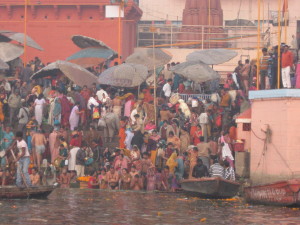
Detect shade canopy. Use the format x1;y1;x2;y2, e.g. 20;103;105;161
98;63;148;87
125;48;172;70
66;47;116;68
170;61;219;83
0;30;43;51
0;59;9;70
31;60;98;87
71;35;117;53
0;43;24;62
186;49;238;65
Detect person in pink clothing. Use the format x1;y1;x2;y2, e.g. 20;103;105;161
124;95;134;117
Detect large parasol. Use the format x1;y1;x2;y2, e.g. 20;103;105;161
98;63;148;88
0;59;9;70
125;48;172;70
71;35;117;53
0;43;24;62
31;60;98;87
186;49;238;65
170;61;219;83
0;30;43;51
66;47;117;68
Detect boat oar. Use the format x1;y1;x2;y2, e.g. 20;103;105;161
7;143;29;188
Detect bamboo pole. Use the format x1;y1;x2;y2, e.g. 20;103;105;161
118;1;123;64
277;0;282;89
256;0;261;90
152;30;157;126
23;0;28;66
208;0;211;49
284;0;288;44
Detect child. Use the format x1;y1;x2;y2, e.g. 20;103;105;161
59;168;70;188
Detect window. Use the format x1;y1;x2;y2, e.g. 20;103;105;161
243;123;251;132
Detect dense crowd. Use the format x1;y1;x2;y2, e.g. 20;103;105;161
0;43;298;191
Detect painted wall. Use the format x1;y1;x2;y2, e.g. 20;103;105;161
250;93;300;184
236;124;251;151
0;0;141;64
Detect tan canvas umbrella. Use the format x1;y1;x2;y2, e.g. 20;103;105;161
71;35;117;54
125;48;172;70
98;63;148;87
0;43;24;62
31;60;98;87
170;61;219;83
0;59;9;70
186;49;238;65
0;31;43;51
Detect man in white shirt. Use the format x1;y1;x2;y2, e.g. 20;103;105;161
198;110;210;142
162;79;173;101
13;131;32;187
87;95;99;111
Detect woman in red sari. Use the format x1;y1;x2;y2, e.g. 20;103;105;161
119;116;128;149
192;125;202;145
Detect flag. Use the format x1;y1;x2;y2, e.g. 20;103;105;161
282;0;288;17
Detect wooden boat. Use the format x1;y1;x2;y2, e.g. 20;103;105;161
244;179;300;206
0;186;56;199
181;177;240;198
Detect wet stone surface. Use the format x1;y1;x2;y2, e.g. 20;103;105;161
0;189;300;224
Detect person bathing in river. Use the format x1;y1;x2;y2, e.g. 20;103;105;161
59;168;70;188
107;167;120;190
30;167;40;186
130;174;143;191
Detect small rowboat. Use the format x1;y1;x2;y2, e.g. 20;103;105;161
181;177;240;198
0;186;56;199
244;179;300;206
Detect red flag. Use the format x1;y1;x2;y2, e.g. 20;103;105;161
282;0;288;17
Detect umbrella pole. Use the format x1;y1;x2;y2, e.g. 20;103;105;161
23;0;28;66
277;0;282;89
256;0;261;90
152;31;157;126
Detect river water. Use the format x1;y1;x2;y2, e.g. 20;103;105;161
1;189;300;225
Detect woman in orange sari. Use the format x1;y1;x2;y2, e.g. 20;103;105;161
119;116;128;149
189;110;198;143
188;147;198;179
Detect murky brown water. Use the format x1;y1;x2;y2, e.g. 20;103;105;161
0;189;300;224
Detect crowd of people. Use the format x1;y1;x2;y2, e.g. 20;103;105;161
3;46;298;190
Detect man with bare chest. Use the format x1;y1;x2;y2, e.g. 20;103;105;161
106;167;120;190
112;95;122;117
31;130;47;170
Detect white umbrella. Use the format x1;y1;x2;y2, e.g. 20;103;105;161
125;48;172;70
98;63;148;87
31;60;98;87
0;43;24;62
171;61;219;83
186;49;238;65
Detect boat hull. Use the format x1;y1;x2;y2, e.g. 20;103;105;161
0;186;55;199
181;177;240;198
244;179;300;206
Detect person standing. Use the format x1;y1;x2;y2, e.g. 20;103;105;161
17;102;30;131
260;48;269;90
69;102;83;131
75;142;87;177
162;79;173;102
33;94;46;127
14;131;32;187
8;90;21;126
31;130;47;171
281;45;294;88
